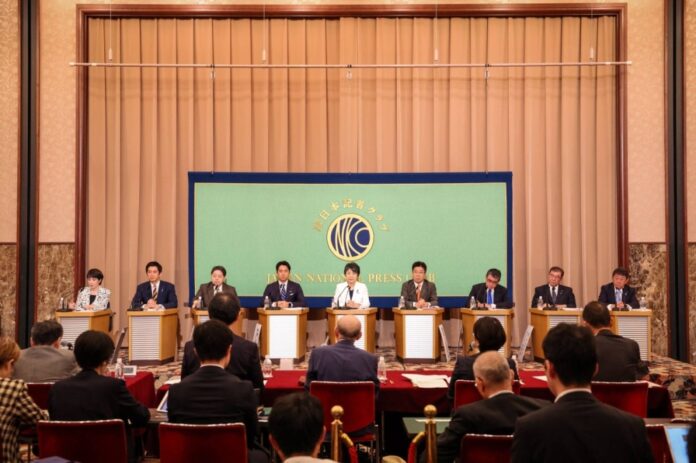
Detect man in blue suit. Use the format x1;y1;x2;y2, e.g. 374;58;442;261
261;260;306;308
131;261;178;309
598;267;640;310
304;315;379;390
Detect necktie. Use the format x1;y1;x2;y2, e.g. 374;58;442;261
615;288;622;303
214;286;220;295
487;289;493;305
551;287;557;303
416;284;421;301
152;284;158;302
280;284;287;300
348;288;354;300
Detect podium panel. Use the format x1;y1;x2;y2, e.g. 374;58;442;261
611;310;652;360
258;308;308;361
56;310;112;346
128;309;178;365
191;308;246;337
529;308;582;361
394;308;443;362
460;308;514;357
327;308;377;353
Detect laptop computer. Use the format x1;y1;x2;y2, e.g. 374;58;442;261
665;424;691;463
156;391;169;414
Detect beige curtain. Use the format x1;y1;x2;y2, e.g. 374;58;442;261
86;16;617;342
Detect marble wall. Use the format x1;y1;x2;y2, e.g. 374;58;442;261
0;244;17;339
689;244;696;362
37;244;75;323
628;243;668;356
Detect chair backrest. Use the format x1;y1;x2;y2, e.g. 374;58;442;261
309;381;376;434
26;383;53;410
459;434;513;463
37;419;127;463
645;425;673;463
453;380;521;408
159;422;247;463
591;381;648;417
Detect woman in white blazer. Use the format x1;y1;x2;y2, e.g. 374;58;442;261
70;268;111;311
332;262;370;309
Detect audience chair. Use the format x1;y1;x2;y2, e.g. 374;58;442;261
591;381;648;417
453;380;521;408
310;381;379;462
37;419;127;463
459;434;513;463
26;383;53;410
159;422;247;463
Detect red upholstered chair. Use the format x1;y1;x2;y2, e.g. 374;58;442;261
646;425;672;463
26;383;53;410
37;419;127;463
309;381;379;461
591;381;649;417
453;380;521;408
159;422;247;463
459;434;513;463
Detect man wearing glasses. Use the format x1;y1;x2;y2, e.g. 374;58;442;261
468;268;513;309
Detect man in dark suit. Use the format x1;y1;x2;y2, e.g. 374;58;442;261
530;266;577;308
400;261;438;308
468;268;513;309
261;260;306;308
598;267;640;310
581;301;643;381
169;320;267;463
192;265;240;309
304;315;379;390
511;323;653;463
269;393;329;463
49;330;150;463
13;320;78;382
181;292;264;391
435;351;548;463
130;261;178;309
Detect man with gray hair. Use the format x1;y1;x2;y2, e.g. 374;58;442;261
432;351;548;463
304;315;379;390
14;319;78;382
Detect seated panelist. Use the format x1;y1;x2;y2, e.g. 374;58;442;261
192;265;239;309
400;261;438;308
530;266;577;308
332;262;370;309
468;268;513;309
70;268;111;311
598;267;640;310
130;261;178;309
262;260;306;308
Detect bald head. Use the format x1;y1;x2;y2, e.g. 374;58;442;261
336;315;362;341
473;351;513;391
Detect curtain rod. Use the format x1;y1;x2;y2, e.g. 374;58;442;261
69;61;632;69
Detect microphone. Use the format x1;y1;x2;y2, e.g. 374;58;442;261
60;341;73;350
334;285;349;309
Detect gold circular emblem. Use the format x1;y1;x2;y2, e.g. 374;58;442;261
326;213;374;261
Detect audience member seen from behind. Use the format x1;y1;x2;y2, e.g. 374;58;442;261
269;392;336;462
169;320;267;463
0;336;46;463
448;316;518;400
581;301;646;381
70;268;111;311
192;265;240;309
13;319;78;383
181;292;264;391
48;331;150;462
511;323;653;463
431;351;548;463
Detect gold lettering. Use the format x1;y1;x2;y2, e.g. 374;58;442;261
313;220;323;231
319;210;330;220
330;201;340;211
343;198;353;208
380;223;389;231
267;273;276;284
307;274;315;283
368;274;376;283
428;272;435;282
375;214;384;221
356;199;365;210
367;207;376;214
293;273;302;282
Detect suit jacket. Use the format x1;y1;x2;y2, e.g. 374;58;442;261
306;339;379;390
598;283;640;309
75;286;111;310
131;280;178;309
594;329;642;382
13;346;79;383
512;391;654;463
530;284;577;308
194;282;239;309
168;365;259;448
332;282;370;309
262;280;306;307
434;392;548;463
181;332;264;391
469;283;513;309
0;378;47;463
448;353;519;400
400;279;438;307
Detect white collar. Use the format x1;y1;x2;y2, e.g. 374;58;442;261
554;388;592;402
488;390;515;399
200;363;225;370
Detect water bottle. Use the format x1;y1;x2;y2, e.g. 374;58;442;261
469;295;477;309
378;356;388;382
639;296;647;310
264;296;270;309
262;357;273;378
115;358;124;380
197;296;203;309
537;296;544;309
59;297;64;311
398;296;405;309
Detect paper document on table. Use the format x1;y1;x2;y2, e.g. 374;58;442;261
533;375;548;382
402;374;450;389
165;376;181;385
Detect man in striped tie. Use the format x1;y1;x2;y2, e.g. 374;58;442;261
131;261;179;309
